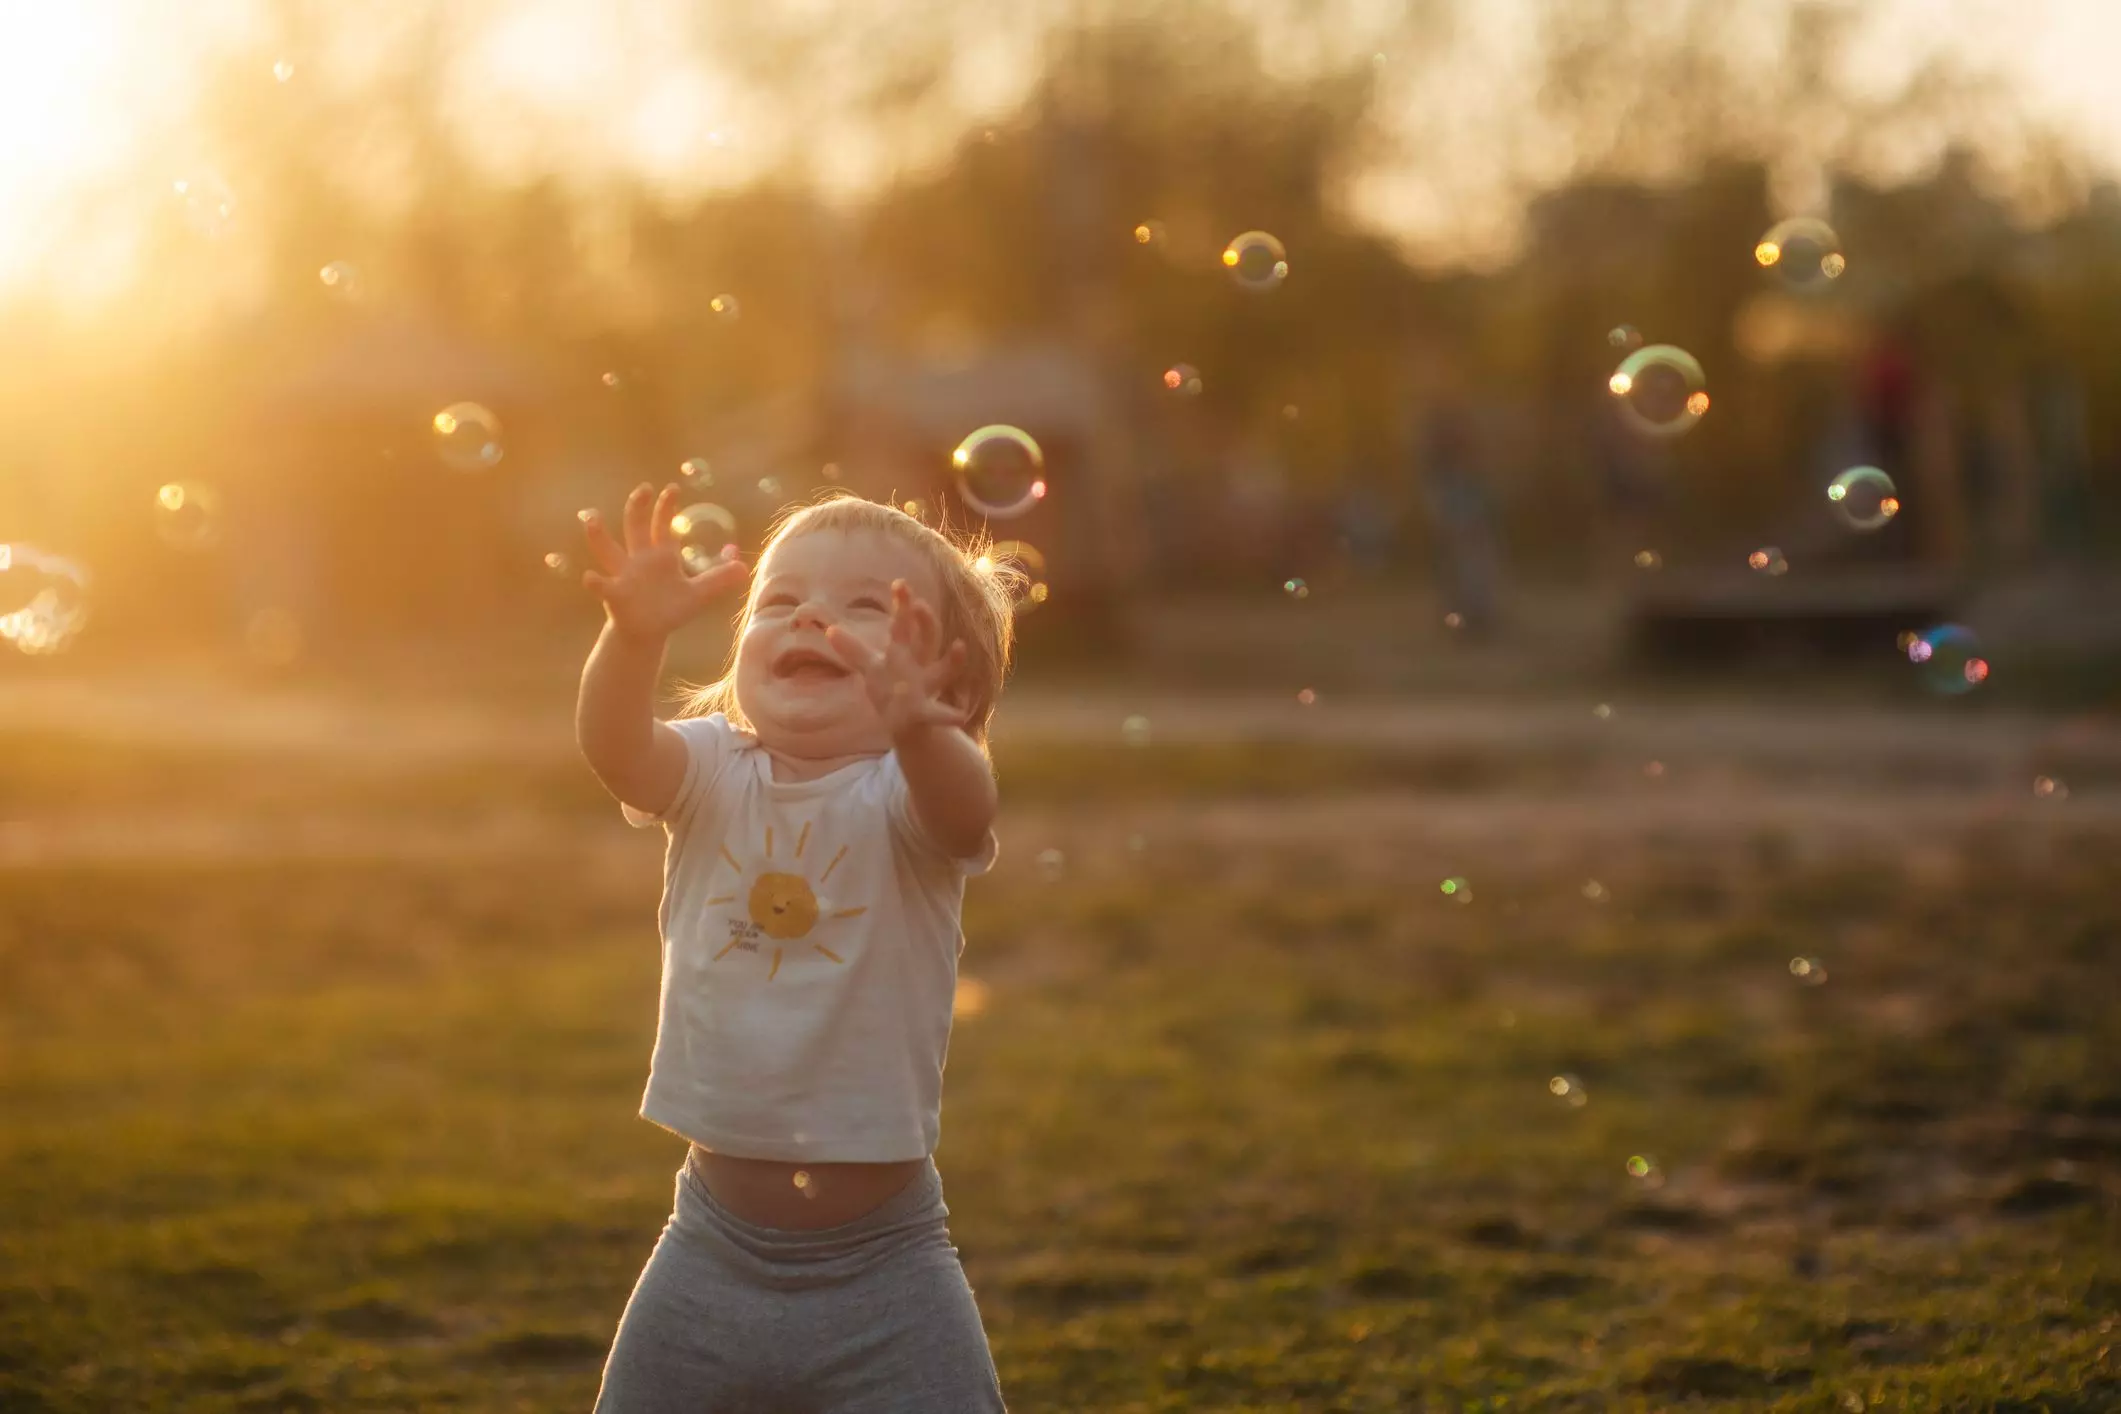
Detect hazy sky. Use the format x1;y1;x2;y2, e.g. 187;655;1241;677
2;0;2118;298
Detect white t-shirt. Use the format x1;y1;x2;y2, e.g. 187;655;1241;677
624;713;996;1162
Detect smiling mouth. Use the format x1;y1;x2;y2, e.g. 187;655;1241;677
772;647;851;681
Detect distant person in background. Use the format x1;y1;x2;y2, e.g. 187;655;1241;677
1418;395;1503;637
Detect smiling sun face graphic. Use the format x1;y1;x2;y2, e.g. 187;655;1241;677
708;822;867;980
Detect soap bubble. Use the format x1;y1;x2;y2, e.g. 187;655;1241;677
709;294;741;322
1906;624;1988;695
1592;703;1614;720
1132;220;1166;246
1754;217;1846;288
1036;848;1065;882
952;425;1046;520
1826;466;1899;531
1162;363;1203;396
1607;324;1642;351
272;59;294;83
1633;549;1663;570
670;502;739;573
1440;876;1473;904
1625;1155;1656;1179
432;402;503;471
600;370;623;389
1747;546;1789;575
1608;345;1708;439
1221;230;1289;289
318;261;362;298
172;170;236;239
977;540;1048;614
679;457;713;487
2033;775;2068;800
542;551;573;577
1789;956;1828;986
1582;879;1608;902
1296;687;1317;706
154;482;222;551
1549;1074;1589;1108
1120;714;1152;748
1283;578;1308;599
756;476;783;499
0;545;91;655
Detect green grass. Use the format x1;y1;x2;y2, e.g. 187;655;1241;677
1;739;2117;1411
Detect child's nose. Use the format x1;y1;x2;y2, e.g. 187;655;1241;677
792;600;832;630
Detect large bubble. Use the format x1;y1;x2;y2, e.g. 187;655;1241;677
1827;466;1900;531
952;425;1046;520
0;545;91;655
155;483;222;552
1222;231;1289;290
670;502;739;574
1906;624;1989;696
1754;217;1846;289
1607;344;1709;439
432;402;504;471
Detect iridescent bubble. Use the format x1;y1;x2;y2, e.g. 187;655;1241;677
1296;687;1317;706
792;1169;814;1197
172;170;236;239
2033;775;2068;800
243;607;302;667
1221;230;1289;290
1625;1155;1656;1179
1747;546;1789;576
757;476;783;499
900;499;930;521
1633;549;1663;570
1789;956;1828;985
1549;1074;1589;1108
679;457;713;487
154;482;221;552
709;294;741;322
980;540;1048;614
1907;624;1988;695
670;502;739;573
952;425;1046;519
318;261;362;298
1036;847;1065;882
1754;217;1846;289
543;551;573;577
0;545;91;655
1443;611;1463;630
600;371;623;389
432;402;503;471
1283;577;1308;599
1120;714;1152;748
1440;876;1473;904
1827;466;1900;531
1607;324;1642;351
1162;363;1203;396
1132;220;1166;246
1608;345;1708;439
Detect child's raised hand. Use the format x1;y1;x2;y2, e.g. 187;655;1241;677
578;483;748;644
826;580;969;739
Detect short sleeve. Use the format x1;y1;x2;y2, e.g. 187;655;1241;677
622;714;743;830
881;752;999;875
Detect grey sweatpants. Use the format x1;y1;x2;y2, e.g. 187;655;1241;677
593;1156;1006;1412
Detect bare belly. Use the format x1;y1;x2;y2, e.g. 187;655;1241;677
689;1145;924;1231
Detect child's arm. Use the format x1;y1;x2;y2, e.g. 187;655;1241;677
892;720;999;861
827;579;998;860
573;483;749;817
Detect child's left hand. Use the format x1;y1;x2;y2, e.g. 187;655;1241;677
826;580;969;740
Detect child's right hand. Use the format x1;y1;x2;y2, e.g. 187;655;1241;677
579;483;749;644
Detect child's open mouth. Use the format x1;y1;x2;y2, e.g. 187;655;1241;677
772;647;852;682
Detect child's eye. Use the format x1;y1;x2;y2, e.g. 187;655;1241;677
850;596;887;612
760;594;798;609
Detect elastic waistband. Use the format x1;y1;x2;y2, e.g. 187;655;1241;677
676;1156;947;1282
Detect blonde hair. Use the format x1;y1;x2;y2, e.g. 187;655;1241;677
679;493;1022;743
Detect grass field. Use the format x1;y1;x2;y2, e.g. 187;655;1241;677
2;701;2118;1412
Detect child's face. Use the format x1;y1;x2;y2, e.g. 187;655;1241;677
735;527;948;757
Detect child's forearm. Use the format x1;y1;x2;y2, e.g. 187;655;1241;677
576;622;673;805
893;722;998;859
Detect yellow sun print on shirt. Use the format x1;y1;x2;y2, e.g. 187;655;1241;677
706;820;868;980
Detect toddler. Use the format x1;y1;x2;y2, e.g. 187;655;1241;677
574;484;1014;1412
